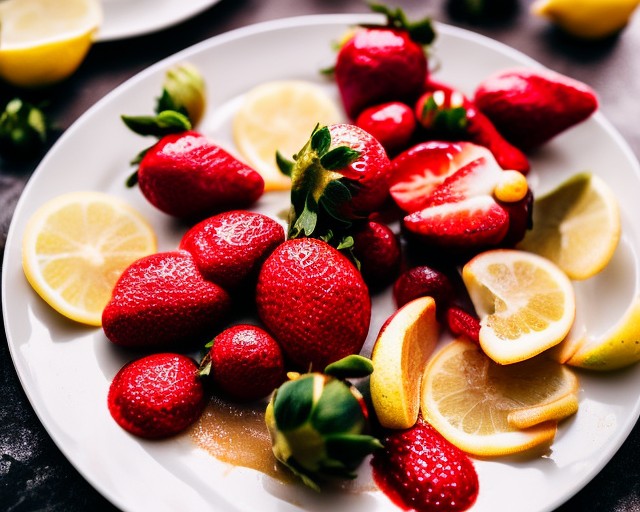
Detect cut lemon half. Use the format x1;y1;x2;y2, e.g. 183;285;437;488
233;80;343;191
370;296;439;429
22;191;156;326
0;0;103;87
462;249;576;365
420;339;578;457
518;172;621;280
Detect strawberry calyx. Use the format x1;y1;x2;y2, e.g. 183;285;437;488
369;3;436;46
286;125;361;241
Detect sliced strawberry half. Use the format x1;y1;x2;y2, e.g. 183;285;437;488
389;141;496;213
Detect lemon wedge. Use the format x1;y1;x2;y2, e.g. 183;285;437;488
420;338;579;457
233;80;343;191
0;0;103;87
22;191;156;325
518;172;620;281
531;0;640;39
370;297;439;429
463;249;576;365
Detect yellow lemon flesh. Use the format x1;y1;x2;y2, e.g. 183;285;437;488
420;338;579;457
518;172;621;281
531;0;640;39
370;297;439;429
0;0;103;87
233;80;343;191
463;249;576;365
22;191;157;326
565;296;640;370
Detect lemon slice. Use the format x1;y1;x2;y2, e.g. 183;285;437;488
518;172;620;280
22;191;156;326
370;297;439;429
462;249;576;365
233;80;343;191
565;296;640;370
420;339;578;457
0;0;102;87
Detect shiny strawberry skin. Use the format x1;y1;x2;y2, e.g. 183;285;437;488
355;101;417;155
446;306;481;344
138;131;264;220
108;353;206;439
179;210;285;290
255;238;371;370
102;251;231;349
372;418;479;512
335;27;428;119
474;67;599;150
393;265;455;312
209;325;286;402
352;220;401;289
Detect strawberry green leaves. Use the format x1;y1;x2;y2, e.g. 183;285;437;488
370;3;436;45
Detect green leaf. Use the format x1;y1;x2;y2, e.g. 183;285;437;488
369;2;436;46
121;110;192;137
290;194;319;238
276;150;295;177
0;98;49;159
335;235;354;251
273;375;316;431
198;351;212;377
325;434;383;469
311;379;364;435
319;179;352;223
125;170;139;188
156;88;182;115
310;125;331;155
320;146;360;171
324;355;373;379
434;106;469;135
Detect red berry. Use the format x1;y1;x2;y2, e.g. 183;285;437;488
108;353;206;439
356;101;416;155
393;265;455;311
372;418;479;512
446;306;481;344
352;220;401;289
208;325;286;402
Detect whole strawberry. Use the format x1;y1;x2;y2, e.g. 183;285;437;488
202;324;286;402
179;210;285;291
335;5;435;118
108;353;206;439
352;220;401;289
474;67;599;150
355;101;417;155
136;131;264;220
102;251;231;349
256;238;371;370
393;265;455;311
283;123;391;247
371;417;479;512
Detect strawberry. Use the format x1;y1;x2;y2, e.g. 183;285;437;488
446;306;481;344
102;251;231;349
371;417;479;512
255;238;371;370
202;324;286;402
334;6;435;119
352;220;401;289
179;210;285;291
355;101;417;155
136;131;264;220
393;265;455;311
388;141;490;213
474;67;599;150
415;87;530;173
282;124;391;249
108;353;206;439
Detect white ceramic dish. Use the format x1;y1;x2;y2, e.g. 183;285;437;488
97;0;220;41
4;14;640;512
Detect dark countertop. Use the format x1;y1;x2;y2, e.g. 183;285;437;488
1;1;639;510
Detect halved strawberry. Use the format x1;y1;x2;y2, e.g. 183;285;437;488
388;141;492;213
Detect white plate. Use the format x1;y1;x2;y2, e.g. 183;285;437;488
4;14;640;512
97;0;220;41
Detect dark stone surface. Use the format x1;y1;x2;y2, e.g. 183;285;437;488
1;1;639;510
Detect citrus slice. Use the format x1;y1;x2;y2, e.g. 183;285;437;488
565;296;640;371
420;338;579;457
518;172;621;280
233;80;343;191
0;0;102;87
370;297;439;429
22;191;157;326
462;249;576;365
